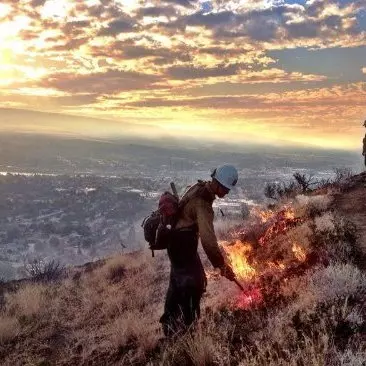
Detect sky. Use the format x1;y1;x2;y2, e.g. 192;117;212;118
0;0;365;150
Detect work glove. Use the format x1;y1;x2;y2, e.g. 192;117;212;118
220;263;236;281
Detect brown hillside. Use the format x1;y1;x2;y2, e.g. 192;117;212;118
0;174;365;365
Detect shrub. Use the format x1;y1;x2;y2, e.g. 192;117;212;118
307;264;365;304
264;181;299;201
25;259;65;283
293;172;316;193
310;215;359;264
295;194;333;217
333;168;353;185
264;183;278;200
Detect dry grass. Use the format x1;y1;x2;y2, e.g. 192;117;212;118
314;212;336;232
0;315;20;344
5;283;48;318
239;332;331;366
159;316;231;366
108;310;159;356
1;189;365;365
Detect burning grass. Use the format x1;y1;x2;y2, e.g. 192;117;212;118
0;188;365;365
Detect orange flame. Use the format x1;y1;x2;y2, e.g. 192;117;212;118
222;240;256;280
258;210;275;223
284;208;296;220
292;243;307;262
217;205;308;310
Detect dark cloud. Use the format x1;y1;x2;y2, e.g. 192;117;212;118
124;45;187;60
186;11;234;27
162;0;196;8
286;21;319;39
306;0;327;18
75;1;129;21
157;7;292;41
98;18;138;36
323;15;342;28
62;20;91;38
286;15;346;39
64;20;91;29
128;95;264;109
126;92;365;110
50;38;90;51
166;63;242;80
199;47;248;56
39;69;164;94
155;2;363;43
243;18;279;41
30;0;47;7
137;6;177;18
53;94;99;106
18;30;39;41
90;42;192;63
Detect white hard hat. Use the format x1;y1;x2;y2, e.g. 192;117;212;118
211;164;238;190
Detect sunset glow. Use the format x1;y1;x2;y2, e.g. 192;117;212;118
0;0;365;149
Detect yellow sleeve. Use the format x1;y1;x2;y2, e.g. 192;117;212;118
195;199;225;268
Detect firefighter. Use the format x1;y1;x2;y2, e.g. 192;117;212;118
160;165;238;336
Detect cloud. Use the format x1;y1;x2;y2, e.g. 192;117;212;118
0;0;365;149
39;69;164;94
63;20;91;33
50;37;90;51
118;82;366;112
90;41;192;63
98;18;138;36
128;95;265;109
30;0;47;8
137;6;177;18
162;0;196;8
154;2;365;47
167;63;242;80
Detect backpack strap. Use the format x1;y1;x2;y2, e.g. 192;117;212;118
178;180;212;208
174;181;214;228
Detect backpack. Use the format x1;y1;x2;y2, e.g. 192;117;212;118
142;189;180;256
142;181;211;256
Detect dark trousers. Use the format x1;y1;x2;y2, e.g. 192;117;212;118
160;270;205;336
160;229;206;336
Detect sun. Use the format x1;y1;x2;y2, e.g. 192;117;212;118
0;4;11;18
0;15;30;67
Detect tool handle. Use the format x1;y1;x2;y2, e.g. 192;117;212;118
233;278;245;291
170;182;179;199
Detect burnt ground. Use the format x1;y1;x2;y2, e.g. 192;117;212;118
331;172;366;262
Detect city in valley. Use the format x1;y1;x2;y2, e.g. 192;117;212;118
0;132;361;280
